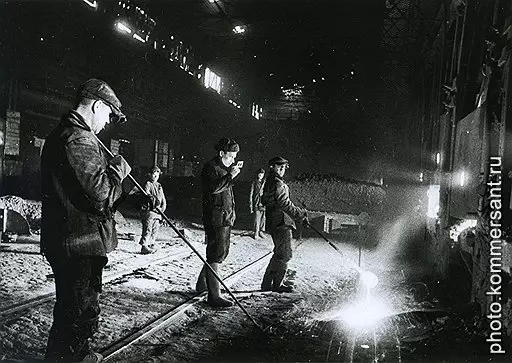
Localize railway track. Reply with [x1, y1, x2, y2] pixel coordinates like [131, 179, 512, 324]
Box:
[0, 248, 272, 362]
[0, 250, 192, 319]
[100, 251, 272, 361]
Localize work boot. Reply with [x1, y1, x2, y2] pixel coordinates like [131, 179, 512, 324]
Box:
[272, 285, 294, 293]
[261, 270, 273, 291]
[140, 245, 155, 255]
[206, 263, 233, 308]
[195, 265, 207, 293]
[78, 351, 103, 363]
[272, 268, 287, 290]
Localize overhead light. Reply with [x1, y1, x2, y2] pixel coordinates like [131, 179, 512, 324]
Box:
[82, 0, 98, 8]
[233, 25, 246, 34]
[115, 21, 132, 34]
[436, 152, 441, 166]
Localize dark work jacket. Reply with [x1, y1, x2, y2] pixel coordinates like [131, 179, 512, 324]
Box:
[201, 156, 236, 227]
[262, 171, 305, 230]
[40, 111, 123, 259]
[249, 179, 265, 213]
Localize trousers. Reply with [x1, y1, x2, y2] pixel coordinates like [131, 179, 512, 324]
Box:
[45, 255, 107, 362]
[261, 227, 293, 289]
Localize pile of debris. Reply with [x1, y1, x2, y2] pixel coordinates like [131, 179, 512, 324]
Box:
[288, 174, 386, 215]
[0, 195, 42, 231]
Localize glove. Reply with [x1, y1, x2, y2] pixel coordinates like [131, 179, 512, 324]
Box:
[108, 155, 132, 180]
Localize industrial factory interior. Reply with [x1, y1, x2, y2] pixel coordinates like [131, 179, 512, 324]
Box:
[1, 0, 512, 362]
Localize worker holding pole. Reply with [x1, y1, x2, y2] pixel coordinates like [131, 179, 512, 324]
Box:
[41, 79, 133, 363]
[195, 138, 242, 307]
[261, 156, 308, 292]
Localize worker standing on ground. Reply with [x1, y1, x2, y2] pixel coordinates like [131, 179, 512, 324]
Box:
[261, 156, 308, 292]
[41, 79, 131, 363]
[138, 165, 167, 254]
[249, 167, 266, 239]
[195, 137, 242, 307]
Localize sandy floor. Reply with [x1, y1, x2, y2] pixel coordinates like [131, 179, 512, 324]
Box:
[0, 212, 502, 362]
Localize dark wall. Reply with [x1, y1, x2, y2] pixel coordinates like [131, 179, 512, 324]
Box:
[1, 2, 286, 198]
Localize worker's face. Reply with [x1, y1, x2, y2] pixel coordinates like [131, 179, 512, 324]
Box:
[220, 151, 238, 167]
[151, 171, 160, 182]
[271, 164, 288, 177]
[91, 100, 111, 134]
[257, 172, 265, 180]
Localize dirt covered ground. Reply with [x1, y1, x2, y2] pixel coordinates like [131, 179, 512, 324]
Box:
[0, 202, 506, 362]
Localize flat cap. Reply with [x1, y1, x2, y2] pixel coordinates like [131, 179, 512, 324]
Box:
[77, 78, 126, 124]
[150, 165, 161, 173]
[268, 156, 289, 166]
[257, 167, 265, 174]
[214, 137, 240, 152]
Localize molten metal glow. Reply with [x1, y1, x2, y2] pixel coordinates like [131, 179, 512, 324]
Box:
[339, 299, 392, 330]
[360, 271, 379, 289]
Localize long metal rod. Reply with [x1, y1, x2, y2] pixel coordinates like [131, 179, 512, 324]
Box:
[94, 134, 265, 332]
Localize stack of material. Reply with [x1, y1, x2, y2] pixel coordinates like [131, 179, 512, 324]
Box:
[288, 174, 386, 216]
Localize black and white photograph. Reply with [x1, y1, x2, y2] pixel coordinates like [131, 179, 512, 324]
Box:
[1, 0, 511, 362]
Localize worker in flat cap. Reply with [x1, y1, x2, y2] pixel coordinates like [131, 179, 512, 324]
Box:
[261, 156, 308, 292]
[138, 165, 167, 255]
[41, 78, 131, 363]
[195, 137, 242, 307]
[249, 167, 266, 239]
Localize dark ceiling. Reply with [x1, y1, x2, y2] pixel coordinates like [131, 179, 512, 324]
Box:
[145, 0, 385, 94]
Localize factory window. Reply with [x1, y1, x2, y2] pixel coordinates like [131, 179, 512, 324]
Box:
[204, 67, 222, 94]
[252, 103, 263, 119]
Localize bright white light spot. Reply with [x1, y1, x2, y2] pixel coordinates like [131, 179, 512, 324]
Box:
[252, 103, 262, 119]
[419, 172, 424, 182]
[312, 79, 316, 83]
[360, 271, 378, 289]
[115, 22, 132, 34]
[209, 0, 215, 2]
[351, 70, 355, 75]
[204, 67, 222, 94]
[233, 25, 246, 34]
[355, 98, 359, 101]
[361, 345, 370, 349]
[450, 218, 477, 241]
[197, 74, 202, 79]
[436, 152, 441, 165]
[427, 185, 440, 219]
[459, 171, 466, 187]
[82, 0, 98, 8]
[40, 37, 44, 41]
[331, 299, 392, 330]
[133, 33, 146, 43]
[154, 41, 157, 49]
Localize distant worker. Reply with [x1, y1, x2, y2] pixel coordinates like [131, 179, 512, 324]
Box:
[41, 79, 131, 363]
[138, 165, 167, 255]
[195, 137, 242, 307]
[249, 167, 266, 239]
[261, 156, 308, 293]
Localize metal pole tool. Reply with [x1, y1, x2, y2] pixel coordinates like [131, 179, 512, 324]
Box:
[94, 134, 265, 332]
